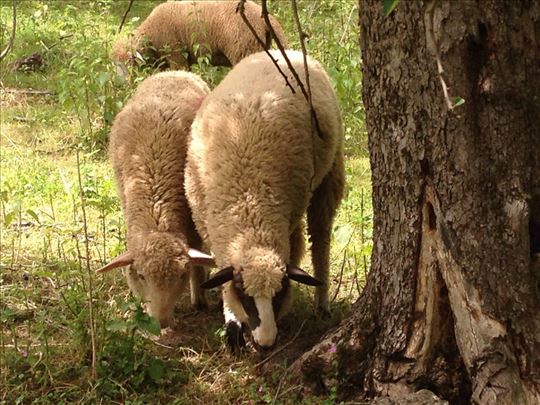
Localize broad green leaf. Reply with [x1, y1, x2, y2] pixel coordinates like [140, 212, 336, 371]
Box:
[452, 97, 465, 107]
[106, 319, 128, 332]
[334, 224, 355, 250]
[4, 211, 16, 227]
[383, 0, 399, 16]
[26, 209, 40, 224]
[135, 311, 161, 336]
[147, 358, 165, 382]
[97, 72, 110, 87]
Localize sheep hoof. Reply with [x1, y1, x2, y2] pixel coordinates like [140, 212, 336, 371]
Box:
[225, 320, 246, 355]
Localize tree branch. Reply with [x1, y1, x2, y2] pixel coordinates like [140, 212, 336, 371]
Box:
[290, 0, 322, 138]
[236, 0, 296, 94]
[118, 0, 135, 34]
[0, 0, 17, 63]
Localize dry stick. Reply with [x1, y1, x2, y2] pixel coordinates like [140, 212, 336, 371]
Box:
[272, 375, 286, 405]
[118, 0, 135, 34]
[0, 0, 16, 62]
[339, 4, 356, 45]
[1, 88, 54, 95]
[331, 248, 347, 304]
[255, 319, 306, 368]
[76, 150, 97, 380]
[236, 0, 296, 94]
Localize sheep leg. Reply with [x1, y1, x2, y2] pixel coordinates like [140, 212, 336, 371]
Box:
[289, 222, 305, 267]
[307, 151, 345, 312]
[188, 227, 209, 310]
[190, 265, 208, 310]
[223, 295, 246, 355]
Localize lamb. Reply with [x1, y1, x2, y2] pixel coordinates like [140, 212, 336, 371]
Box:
[97, 70, 216, 329]
[112, 0, 289, 70]
[185, 50, 345, 351]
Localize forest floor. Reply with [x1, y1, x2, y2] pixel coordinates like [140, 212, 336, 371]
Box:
[0, 1, 370, 403]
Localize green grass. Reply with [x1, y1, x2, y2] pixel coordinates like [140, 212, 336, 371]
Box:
[0, 1, 370, 403]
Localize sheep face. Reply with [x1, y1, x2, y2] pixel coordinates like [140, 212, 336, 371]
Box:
[126, 232, 191, 328]
[202, 264, 321, 350]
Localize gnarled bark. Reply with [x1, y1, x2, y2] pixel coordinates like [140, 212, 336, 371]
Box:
[292, 1, 540, 403]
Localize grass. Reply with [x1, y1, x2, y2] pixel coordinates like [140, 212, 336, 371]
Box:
[0, 1, 370, 403]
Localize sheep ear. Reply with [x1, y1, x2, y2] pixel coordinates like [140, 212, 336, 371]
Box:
[96, 251, 134, 274]
[286, 265, 323, 286]
[188, 248, 216, 267]
[200, 266, 234, 289]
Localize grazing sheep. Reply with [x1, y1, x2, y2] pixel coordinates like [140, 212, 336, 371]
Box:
[185, 50, 345, 351]
[112, 0, 289, 70]
[98, 71, 215, 328]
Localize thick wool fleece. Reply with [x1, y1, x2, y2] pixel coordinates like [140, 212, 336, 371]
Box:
[185, 50, 343, 302]
[112, 0, 288, 69]
[109, 71, 210, 322]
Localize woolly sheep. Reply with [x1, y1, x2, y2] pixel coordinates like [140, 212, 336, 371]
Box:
[97, 71, 216, 328]
[185, 50, 345, 351]
[112, 0, 289, 70]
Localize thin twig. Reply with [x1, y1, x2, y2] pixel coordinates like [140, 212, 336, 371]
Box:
[76, 150, 97, 380]
[1, 88, 54, 95]
[236, 0, 296, 94]
[331, 248, 347, 304]
[339, 4, 356, 45]
[255, 319, 306, 368]
[426, 1, 455, 110]
[272, 375, 286, 405]
[261, 1, 304, 96]
[290, 0, 319, 133]
[0, 0, 16, 62]
[118, 0, 135, 33]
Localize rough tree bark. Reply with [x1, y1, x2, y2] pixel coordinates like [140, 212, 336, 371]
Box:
[291, 1, 540, 404]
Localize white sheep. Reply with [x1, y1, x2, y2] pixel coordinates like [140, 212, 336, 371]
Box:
[185, 50, 345, 351]
[112, 0, 289, 70]
[98, 71, 216, 328]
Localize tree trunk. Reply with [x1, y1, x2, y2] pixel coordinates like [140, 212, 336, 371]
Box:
[291, 1, 540, 404]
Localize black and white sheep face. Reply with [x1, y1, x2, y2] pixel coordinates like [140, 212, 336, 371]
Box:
[202, 265, 321, 351]
[229, 270, 290, 349]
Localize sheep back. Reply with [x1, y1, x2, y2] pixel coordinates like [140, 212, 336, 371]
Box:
[186, 49, 342, 271]
[112, 0, 288, 69]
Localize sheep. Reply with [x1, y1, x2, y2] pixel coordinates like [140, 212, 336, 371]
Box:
[185, 49, 345, 352]
[112, 0, 289, 71]
[97, 70, 216, 329]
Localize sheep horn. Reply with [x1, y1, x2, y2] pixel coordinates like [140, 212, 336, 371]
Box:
[200, 266, 234, 289]
[286, 265, 324, 286]
[96, 251, 134, 273]
[188, 248, 216, 267]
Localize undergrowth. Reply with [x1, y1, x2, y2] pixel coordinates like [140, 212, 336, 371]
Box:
[0, 1, 370, 403]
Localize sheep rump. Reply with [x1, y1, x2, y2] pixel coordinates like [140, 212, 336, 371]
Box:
[112, 0, 288, 70]
[100, 71, 213, 328]
[185, 50, 345, 349]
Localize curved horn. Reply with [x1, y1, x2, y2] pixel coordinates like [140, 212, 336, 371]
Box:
[96, 251, 134, 273]
[200, 266, 234, 289]
[188, 248, 216, 267]
[286, 265, 323, 286]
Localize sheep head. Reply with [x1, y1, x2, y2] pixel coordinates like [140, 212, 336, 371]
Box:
[201, 258, 322, 351]
[97, 233, 214, 328]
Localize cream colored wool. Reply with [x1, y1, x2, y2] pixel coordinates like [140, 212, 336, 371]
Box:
[112, 0, 288, 70]
[186, 50, 345, 329]
[108, 71, 210, 327]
